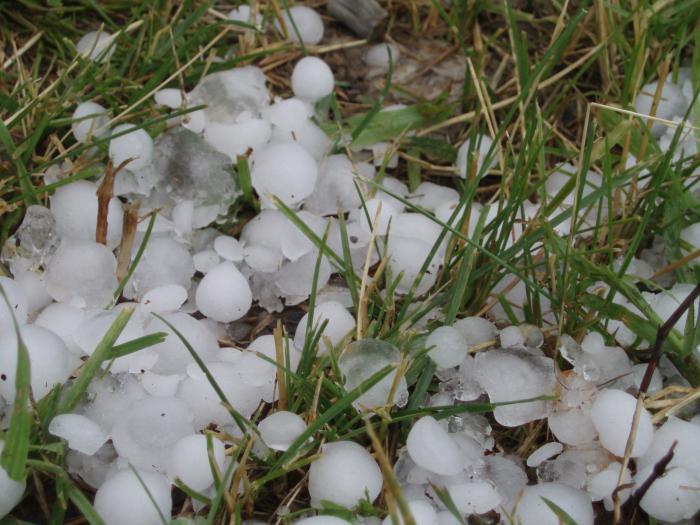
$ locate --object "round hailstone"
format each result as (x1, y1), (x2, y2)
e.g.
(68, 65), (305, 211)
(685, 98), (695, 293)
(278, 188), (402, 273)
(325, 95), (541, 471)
(447, 481), (501, 515)
(514, 483), (594, 525)
(587, 462), (632, 511)
(636, 465), (700, 522)
(94, 469), (172, 525)
(526, 442), (564, 468)
(291, 57), (335, 102)
(195, 262), (252, 323)
(359, 197), (399, 235)
(0, 440), (25, 519)
(49, 414), (108, 455)
(147, 312), (219, 374)
(590, 389), (653, 457)
(295, 517), (352, 525)
(72, 102), (109, 143)
(34, 302), (85, 354)
(214, 235), (245, 262)
(141, 284), (188, 313)
(637, 416), (700, 474)
(51, 180), (123, 248)
(365, 43), (400, 71)
(387, 236), (438, 296)
(194, 250), (221, 274)
(109, 124), (154, 172)
(499, 325), (525, 348)
(251, 142), (318, 208)
(293, 301), (356, 353)
(381, 500), (437, 525)
(153, 88), (183, 108)
(308, 441), (382, 508)
(0, 325), (72, 403)
(244, 245), (282, 273)
(456, 134), (496, 178)
(258, 411), (307, 451)
(276, 6), (324, 45)
(45, 240), (118, 308)
(167, 434), (225, 491)
(406, 416), (463, 476)
(0, 276), (28, 331)
(228, 5), (263, 26)
(76, 30), (115, 62)
(426, 325), (468, 369)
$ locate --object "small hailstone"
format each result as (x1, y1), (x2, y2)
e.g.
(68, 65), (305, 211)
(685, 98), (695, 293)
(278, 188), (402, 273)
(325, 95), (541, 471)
(426, 326), (468, 369)
(11, 263), (51, 316)
(293, 301), (356, 353)
(76, 30), (115, 62)
(359, 197), (399, 235)
(94, 469), (172, 525)
(0, 325), (73, 403)
(153, 88), (183, 108)
(295, 517), (351, 525)
(587, 462), (631, 511)
(34, 302), (85, 354)
(500, 325), (525, 348)
(0, 276), (28, 330)
(141, 284), (188, 312)
(381, 500), (436, 525)
(72, 102), (109, 143)
(109, 124), (154, 172)
(193, 250), (221, 273)
(172, 199), (194, 235)
(213, 235), (244, 262)
(409, 181), (459, 212)
(456, 134), (496, 178)
(0, 440), (25, 519)
(636, 465), (700, 522)
(365, 43), (400, 71)
(195, 262), (252, 323)
(526, 442), (564, 468)
(634, 80), (688, 137)
(406, 416), (463, 476)
(49, 414), (108, 455)
(244, 245), (282, 273)
(167, 434), (225, 491)
(252, 142), (318, 208)
(590, 388), (653, 457)
(581, 332), (605, 354)
(276, 6), (324, 45)
(386, 236), (438, 295)
(308, 441), (382, 508)
(51, 180), (124, 248)
(513, 483), (594, 525)
(680, 222), (700, 259)
(228, 5), (262, 26)
(258, 411), (307, 451)
(291, 56), (335, 102)
(453, 316), (496, 348)
(447, 481), (501, 515)
(125, 236), (195, 299)
(147, 312), (219, 374)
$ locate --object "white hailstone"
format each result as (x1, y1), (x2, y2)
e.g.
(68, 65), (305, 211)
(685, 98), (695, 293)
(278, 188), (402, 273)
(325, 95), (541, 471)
(72, 102), (109, 143)
(0, 325), (72, 403)
(637, 416), (700, 475)
(387, 236), (438, 295)
(258, 411), (307, 451)
(680, 222), (700, 260)
(453, 316), (496, 347)
(141, 371), (183, 398)
(94, 469), (172, 525)
(291, 57), (335, 102)
(153, 88), (183, 108)
(474, 349), (555, 427)
(456, 134), (496, 178)
(276, 6), (324, 45)
(244, 245), (282, 273)
(51, 180), (123, 248)
(167, 434), (225, 491)
(526, 442), (564, 468)
(111, 396), (194, 472)
(0, 276), (28, 330)
(49, 414), (108, 455)
(263, 98), (313, 130)
(359, 198), (399, 234)
(109, 124), (154, 172)
(500, 325), (525, 348)
(382, 500), (437, 525)
(141, 284), (188, 312)
(10, 263), (51, 316)
(406, 416), (463, 476)
(252, 142), (318, 208)
(426, 326), (468, 369)
(295, 517), (351, 525)
(513, 483), (593, 525)
(76, 30), (115, 62)
(636, 465), (700, 522)
(293, 301), (356, 353)
(634, 80), (688, 137)
(308, 441), (382, 508)
(365, 43), (400, 71)
(228, 5), (262, 26)
(172, 199), (194, 236)
(46, 242), (117, 308)
(410, 181), (459, 213)
(590, 389), (653, 457)
(195, 262), (252, 323)
(587, 462), (632, 511)
(204, 118), (271, 160)
(0, 440), (25, 519)
(213, 235), (244, 262)
(194, 250), (221, 273)
(34, 302), (85, 355)
(447, 481), (501, 515)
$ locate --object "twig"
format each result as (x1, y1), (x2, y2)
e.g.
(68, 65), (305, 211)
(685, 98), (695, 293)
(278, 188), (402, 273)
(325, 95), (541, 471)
(95, 158), (131, 245)
(115, 201), (140, 283)
(623, 441), (677, 523)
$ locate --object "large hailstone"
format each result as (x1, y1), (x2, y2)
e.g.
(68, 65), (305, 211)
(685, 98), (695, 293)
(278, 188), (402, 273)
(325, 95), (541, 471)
(637, 416), (700, 474)
(195, 262), (252, 323)
(276, 6), (324, 45)
(109, 123), (154, 172)
(0, 325), (72, 403)
(426, 325), (468, 369)
(293, 301), (356, 353)
(50, 180), (123, 249)
(0, 440), (25, 519)
(258, 411), (307, 451)
(94, 469), (172, 525)
(590, 389), (653, 457)
(635, 465), (700, 522)
(76, 30), (115, 62)
(251, 142), (318, 208)
(71, 102), (110, 143)
(406, 416), (464, 476)
(513, 483), (593, 525)
(0, 276), (28, 331)
(308, 441), (382, 508)
(456, 134), (496, 178)
(49, 414), (109, 455)
(167, 434), (226, 491)
(291, 56), (335, 102)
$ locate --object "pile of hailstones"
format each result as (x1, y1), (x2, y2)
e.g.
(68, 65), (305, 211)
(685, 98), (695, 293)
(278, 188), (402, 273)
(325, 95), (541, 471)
(2, 5), (700, 525)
